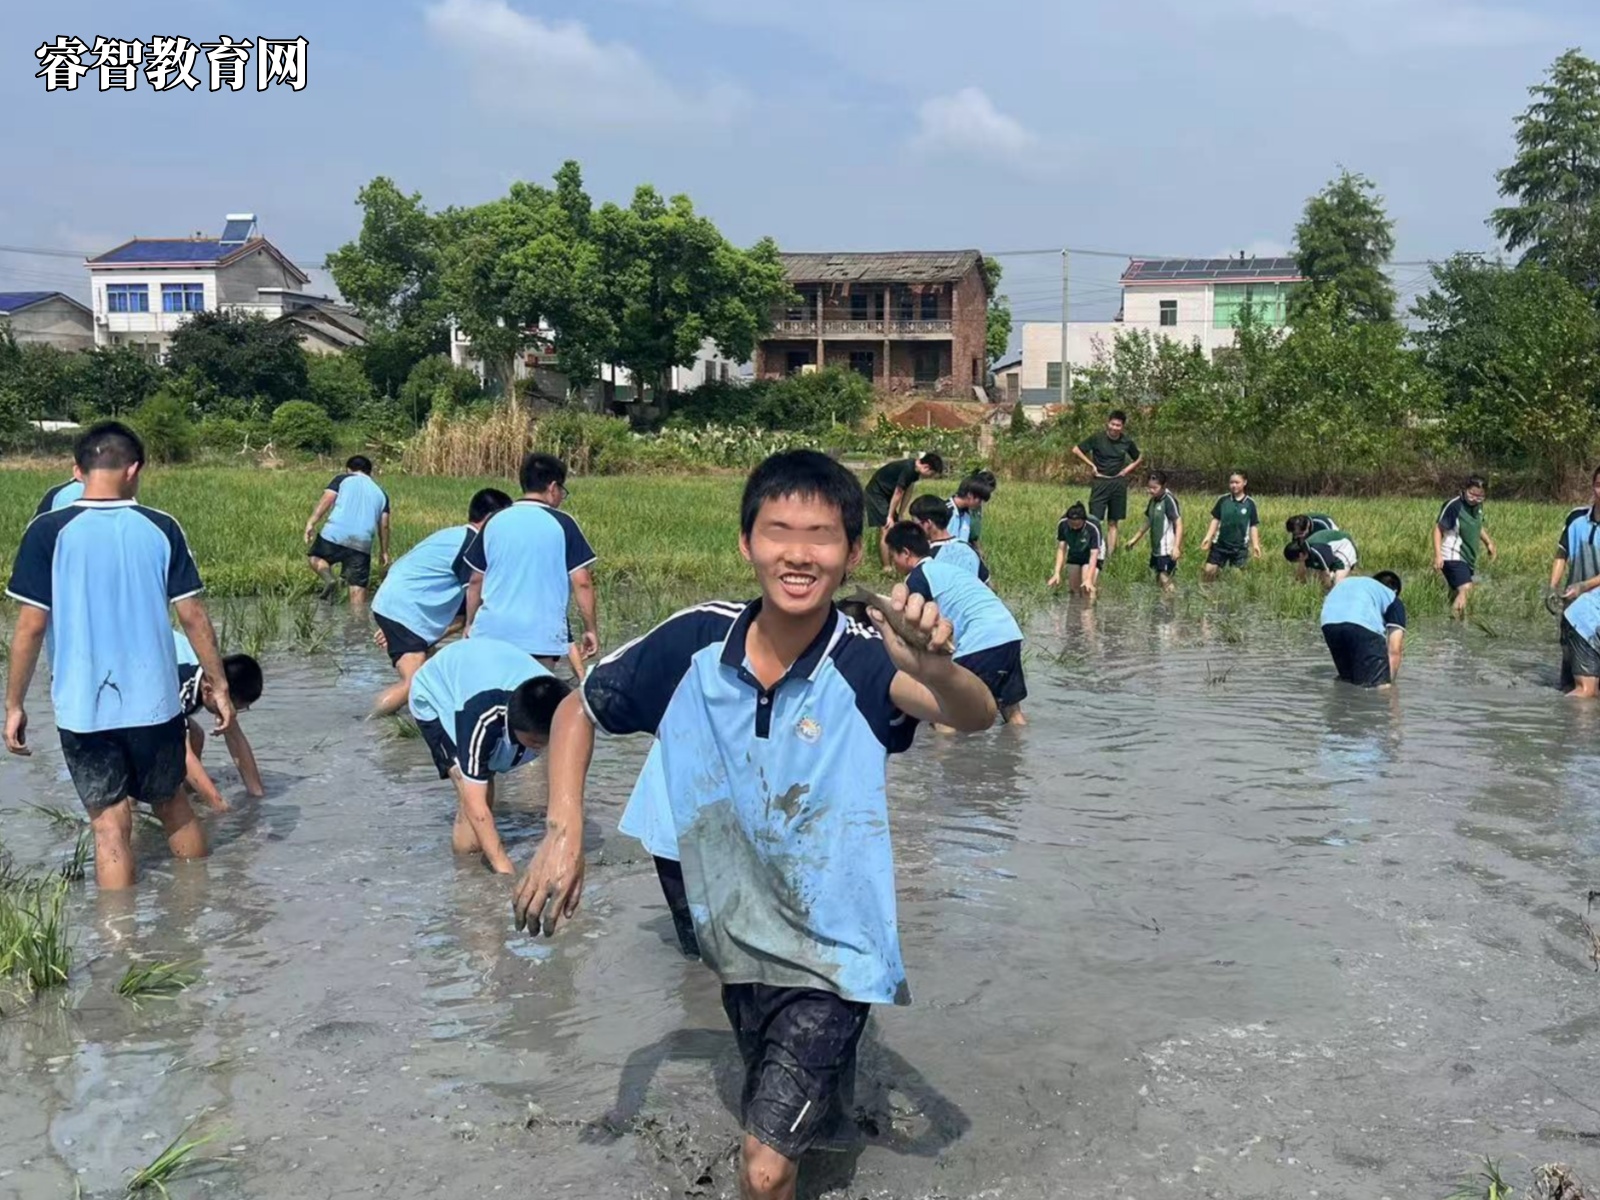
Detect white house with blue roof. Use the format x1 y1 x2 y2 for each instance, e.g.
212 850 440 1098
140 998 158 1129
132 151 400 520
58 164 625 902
85 214 312 357
0 291 93 352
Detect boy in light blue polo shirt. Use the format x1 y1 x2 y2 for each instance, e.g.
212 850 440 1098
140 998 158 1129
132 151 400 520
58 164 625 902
34 474 84 517
370 487 513 715
409 636 570 874
304 455 391 607
887 520 1026 724
1320 571 1407 688
174 629 265 813
464 453 599 666
909 495 991 584
5 421 234 889
511 450 995 1200
944 475 991 544
1560 584 1600 697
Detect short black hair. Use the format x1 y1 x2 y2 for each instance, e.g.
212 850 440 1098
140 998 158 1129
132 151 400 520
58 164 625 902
74 420 145 471
1065 502 1087 521
520 452 568 494
884 520 932 558
347 455 373 474
1283 544 1305 563
740 450 864 544
1373 570 1403 594
507 675 572 739
955 476 994 501
224 655 264 707
917 452 945 475
1230 469 1248 483
973 469 997 489
1285 515 1313 537
468 487 513 524
1108 410 1127 424
1463 475 1486 492
1146 469 1168 486
908 494 951 529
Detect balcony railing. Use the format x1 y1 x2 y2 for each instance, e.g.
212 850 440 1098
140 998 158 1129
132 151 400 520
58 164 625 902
770 317 953 337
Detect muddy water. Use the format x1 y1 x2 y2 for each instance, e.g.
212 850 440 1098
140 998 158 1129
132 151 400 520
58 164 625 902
3 607 1599 1199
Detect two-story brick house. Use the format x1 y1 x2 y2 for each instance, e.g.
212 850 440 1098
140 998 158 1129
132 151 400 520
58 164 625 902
756 251 991 394
86 214 312 358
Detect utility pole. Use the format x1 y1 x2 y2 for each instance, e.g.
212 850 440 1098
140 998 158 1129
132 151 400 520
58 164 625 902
1059 248 1071 409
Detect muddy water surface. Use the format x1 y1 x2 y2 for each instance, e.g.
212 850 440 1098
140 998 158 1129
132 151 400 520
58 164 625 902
2 607 1599 1199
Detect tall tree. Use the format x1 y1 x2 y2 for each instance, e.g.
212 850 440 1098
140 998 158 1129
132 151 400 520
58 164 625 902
589 184 790 399
982 256 1012 365
165 310 308 413
1492 49 1600 294
1291 169 1397 323
325 178 452 394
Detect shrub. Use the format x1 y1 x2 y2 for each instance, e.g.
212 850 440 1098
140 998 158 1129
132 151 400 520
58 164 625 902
398 355 484 425
671 367 872 432
196 416 268 454
305 353 375 422
130 391 196 463
271 400 336 453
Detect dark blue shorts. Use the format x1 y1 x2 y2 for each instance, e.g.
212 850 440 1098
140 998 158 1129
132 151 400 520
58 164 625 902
58 715 188 815
309 535 373 588
1442 561 1474 591
1207 545 1249 569
1150 554 1178 576
1323 622 1390 687
1562 620 1600 681
374 611 430 665
956 640 1027 709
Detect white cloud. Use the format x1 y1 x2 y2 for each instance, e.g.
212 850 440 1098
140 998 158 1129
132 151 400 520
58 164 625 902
911 87 1038 164
423 0 741 129
1225 0 1554 49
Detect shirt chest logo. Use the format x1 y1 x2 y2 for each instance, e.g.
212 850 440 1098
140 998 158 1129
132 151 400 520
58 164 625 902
795 716 823 744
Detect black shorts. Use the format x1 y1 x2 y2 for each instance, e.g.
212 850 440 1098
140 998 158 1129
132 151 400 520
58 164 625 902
1088 477 1128 523
864 495 891 532
1065 553 1099 569
1150 554 1178 576
1207 545 1249 569
374 611 430 664
1323 622 1391 687
956 639 1028 709
1442 561 1475 591
722 984 871 1161
58 715 187 815
309 535 373 588
1563 621 1600 681
416 716 459 780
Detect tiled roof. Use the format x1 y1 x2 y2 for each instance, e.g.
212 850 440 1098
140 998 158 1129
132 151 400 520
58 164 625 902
1122 257 1305 284
780 250 984 285
0 291 66 313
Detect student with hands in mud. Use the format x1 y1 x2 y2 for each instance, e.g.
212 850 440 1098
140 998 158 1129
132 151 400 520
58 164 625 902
514 450 994 1200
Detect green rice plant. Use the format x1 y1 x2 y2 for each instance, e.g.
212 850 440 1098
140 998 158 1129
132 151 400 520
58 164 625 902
0 876 72 993
24 801 86 833
1445 1157 1516 1200
388 715 422 740
116 959 200 1007
59 829 92 883
124 1126 222 1196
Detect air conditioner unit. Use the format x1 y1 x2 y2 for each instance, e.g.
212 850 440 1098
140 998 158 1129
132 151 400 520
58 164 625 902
95 314 108 326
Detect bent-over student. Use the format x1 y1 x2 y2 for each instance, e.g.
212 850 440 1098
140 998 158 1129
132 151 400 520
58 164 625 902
1049 502 1103 598
1320 571 1406 689
175 630 265 812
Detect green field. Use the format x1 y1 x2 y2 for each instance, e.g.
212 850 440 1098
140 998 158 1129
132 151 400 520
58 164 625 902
0 465 1582 639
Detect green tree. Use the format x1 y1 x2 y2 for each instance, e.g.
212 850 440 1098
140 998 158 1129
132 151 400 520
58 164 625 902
398 354 483 425
0 343 93 420
326 177 452 394
1291 169 1397 323
589 182 790 400
1413 254 1600 473
165 310 309 412
982 256 1013 365
270 399 336 452
129 390 196 463
305 352 375 422
1492 49 1600 293
83 345 163 416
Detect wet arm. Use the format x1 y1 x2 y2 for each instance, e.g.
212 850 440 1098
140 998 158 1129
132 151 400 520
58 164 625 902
1481 527 1496 559
1387 629 1405 682
571 566 598 654
223 722 265 797
890 658 998 732
378 511 391 563
514 691 594 934
456 774 512 874
185 739 227 810
1050 542 1066 583
304 491 335 539
174 599 232 731
4 606 48 752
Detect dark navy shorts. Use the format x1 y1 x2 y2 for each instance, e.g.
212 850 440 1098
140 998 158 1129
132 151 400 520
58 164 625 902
1150 554 1178 576
58 714 188 815
309 535 373 588
415 716 459 780
1089 477 1129 523
722 984 870 1161
1442 561 1474 591
374 611 430 664
1563 620 1600 681
1323 622 1391 687
1207 545 1249 569
956 639 1027 709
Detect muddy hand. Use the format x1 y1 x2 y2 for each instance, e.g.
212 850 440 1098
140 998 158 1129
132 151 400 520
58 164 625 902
848 586 951 656
512 828 586 937
5 706 30 756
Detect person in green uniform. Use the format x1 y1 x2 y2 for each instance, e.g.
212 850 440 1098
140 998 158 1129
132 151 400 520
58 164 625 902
1200 472 1262 579
1432 477 1496 619
863 452 944 569
1071 410 1142 556
1288 523 1359 588
1124 471 1182 591
1283 514 1339 582
1049 502 1103 598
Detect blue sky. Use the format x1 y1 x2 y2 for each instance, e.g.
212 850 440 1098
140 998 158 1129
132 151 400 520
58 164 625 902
1 0 1593 324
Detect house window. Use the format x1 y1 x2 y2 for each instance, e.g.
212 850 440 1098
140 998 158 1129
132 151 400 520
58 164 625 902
850 291 869 321
873 292 886 321
913 347 941 386
1159 299 1178 327
719 362 730 383
920 291 940 320
1046 362 1063 390
1213 283 1290 329
897 291 913 321
106 283 149 313
161 283 206 313
848 350 875 381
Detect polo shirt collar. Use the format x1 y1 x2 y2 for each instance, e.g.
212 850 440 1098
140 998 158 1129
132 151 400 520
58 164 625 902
720 600 844 684
74 498 136 507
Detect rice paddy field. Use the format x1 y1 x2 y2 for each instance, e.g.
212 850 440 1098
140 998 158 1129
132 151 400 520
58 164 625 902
0 463 1583 639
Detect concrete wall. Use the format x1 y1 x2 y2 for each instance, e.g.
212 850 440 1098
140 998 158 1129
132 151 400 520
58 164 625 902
216 248 307 305
1120 283 1235 354
3 298 94 352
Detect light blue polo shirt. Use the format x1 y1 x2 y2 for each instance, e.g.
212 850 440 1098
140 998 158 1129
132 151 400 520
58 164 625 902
618 740 676 859
7 500 203 733
320 472 390 551
1565 589 1600 643
946 501 974 543
905 557 1021 657
584 600 918 1005
463 500 596 657
929 538 989 583
1320 576 1407 636
1557 505 1600 588
35 479 83 517
409 636 550 781
372 524 478 643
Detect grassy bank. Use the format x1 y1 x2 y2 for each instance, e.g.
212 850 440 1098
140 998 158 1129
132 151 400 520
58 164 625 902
0 465 1582 634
